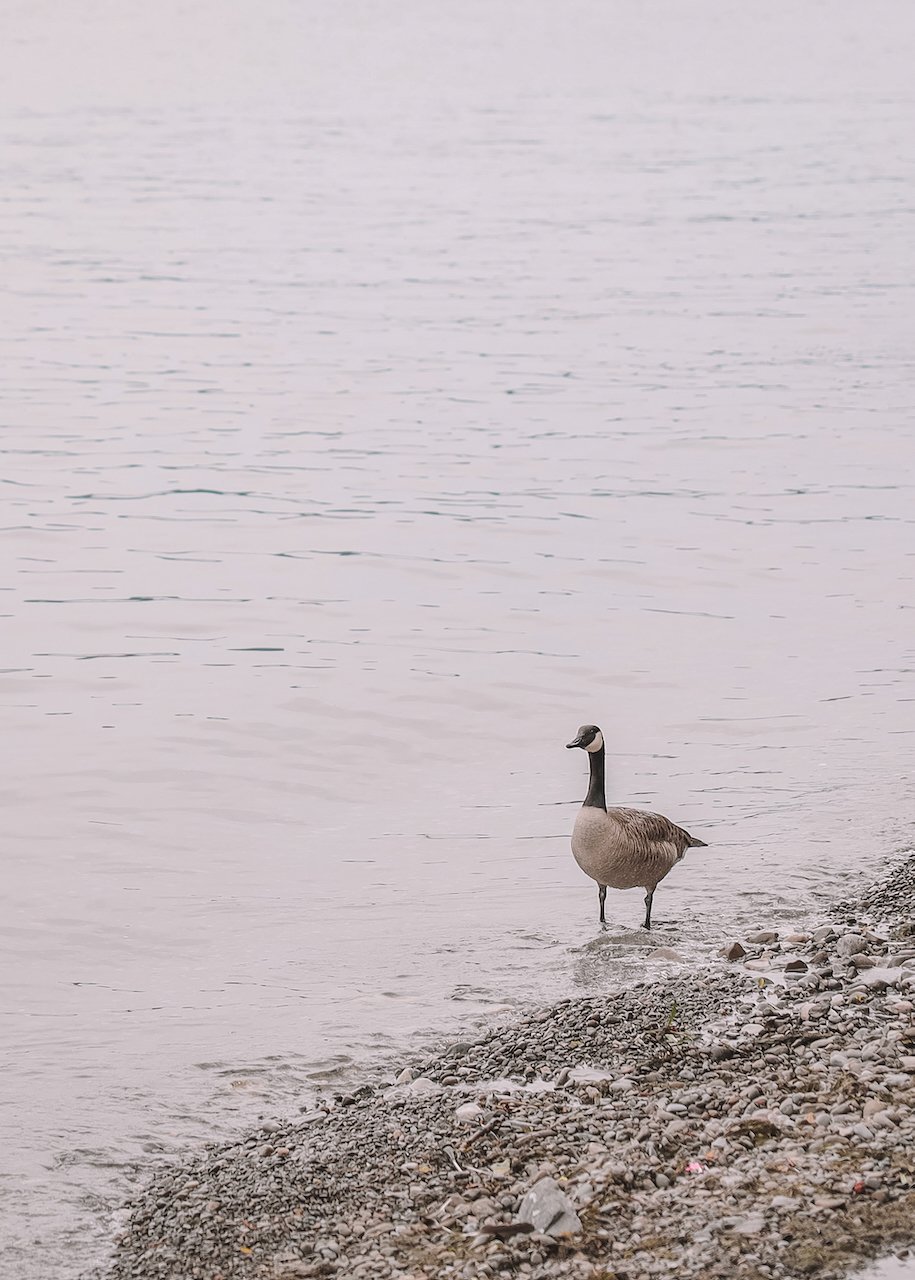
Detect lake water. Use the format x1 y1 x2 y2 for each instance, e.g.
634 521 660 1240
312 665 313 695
2 1 914 1275
857 1259 915 1280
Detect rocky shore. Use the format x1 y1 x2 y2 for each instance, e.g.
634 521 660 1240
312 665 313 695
102 856 915 1280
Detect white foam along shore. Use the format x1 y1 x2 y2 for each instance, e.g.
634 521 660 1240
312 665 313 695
100 855 915 1280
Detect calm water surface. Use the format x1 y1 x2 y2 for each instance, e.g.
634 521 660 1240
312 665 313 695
857 1260 915 1280
2 1 915 1274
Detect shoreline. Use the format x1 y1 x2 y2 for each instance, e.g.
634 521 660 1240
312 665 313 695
101 856 915 1280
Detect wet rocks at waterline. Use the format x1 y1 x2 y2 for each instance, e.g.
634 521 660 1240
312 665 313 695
104 857 915 1280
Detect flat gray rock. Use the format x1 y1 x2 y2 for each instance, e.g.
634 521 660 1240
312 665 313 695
730 1212 767 1236
517 1176 582 1236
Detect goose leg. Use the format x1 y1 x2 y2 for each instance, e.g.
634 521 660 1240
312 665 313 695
598 884 607 927
643 889 654 930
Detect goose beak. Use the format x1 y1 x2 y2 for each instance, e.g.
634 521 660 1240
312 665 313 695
566 735 585 749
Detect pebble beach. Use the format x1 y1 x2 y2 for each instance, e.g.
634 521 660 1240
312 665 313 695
100 855 915 1280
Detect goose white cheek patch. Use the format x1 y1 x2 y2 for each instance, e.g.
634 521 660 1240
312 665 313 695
585 732 604 752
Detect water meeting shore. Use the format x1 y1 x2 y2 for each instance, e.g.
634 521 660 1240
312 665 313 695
100 856 915 1280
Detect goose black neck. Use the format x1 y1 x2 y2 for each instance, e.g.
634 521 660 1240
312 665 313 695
583 746 607 811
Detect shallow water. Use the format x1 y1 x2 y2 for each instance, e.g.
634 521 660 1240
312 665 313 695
2 1 915 1275
855 1259 915 1280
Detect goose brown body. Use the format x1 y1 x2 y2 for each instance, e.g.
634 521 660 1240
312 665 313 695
571 804 696 891
566 724 706 928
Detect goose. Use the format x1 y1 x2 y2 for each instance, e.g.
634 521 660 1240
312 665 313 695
566 724 706 930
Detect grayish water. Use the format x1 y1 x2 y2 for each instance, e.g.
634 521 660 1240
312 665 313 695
2 1 915 1274
856 1260 915 1280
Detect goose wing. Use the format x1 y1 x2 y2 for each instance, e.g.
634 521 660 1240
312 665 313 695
609 807 706 855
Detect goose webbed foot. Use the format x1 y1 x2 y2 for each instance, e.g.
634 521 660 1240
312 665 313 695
643 889 655 930
598 884 607 928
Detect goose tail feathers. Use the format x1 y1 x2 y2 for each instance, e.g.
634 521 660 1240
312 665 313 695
688 835 707 848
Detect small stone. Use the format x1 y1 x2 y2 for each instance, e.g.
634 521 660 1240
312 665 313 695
403 1076 441 1096
395 1067 414 1084
722 941 747 962
455 1102 484 1124
837 934 867 958
785 959 808 974
730 1212 767 1236
747 931 779 945
770 1196 799 1210
649 947 685 962
517 1177 582 1236
814 1196 847 1212
856 970 896 990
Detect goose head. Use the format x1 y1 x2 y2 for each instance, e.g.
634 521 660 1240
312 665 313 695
566 724 604 752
